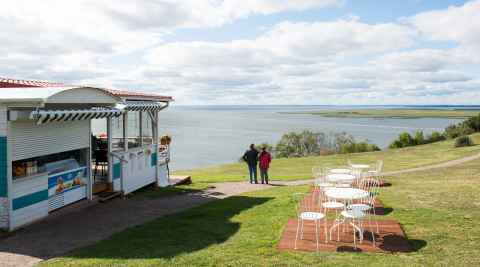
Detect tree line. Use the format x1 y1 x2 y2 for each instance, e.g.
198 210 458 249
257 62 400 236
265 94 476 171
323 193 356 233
259 113 480 158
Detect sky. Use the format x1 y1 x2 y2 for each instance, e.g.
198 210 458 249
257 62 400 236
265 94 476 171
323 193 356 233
1 0 479 105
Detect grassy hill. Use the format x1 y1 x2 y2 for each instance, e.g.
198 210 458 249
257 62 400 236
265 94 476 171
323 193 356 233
174 134 480 183
42 155 480 266
287 109 480 119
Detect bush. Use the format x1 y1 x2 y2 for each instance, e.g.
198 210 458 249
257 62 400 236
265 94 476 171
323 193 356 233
413 131 425 145
426 131 446 143
454 135 474 147
339 141 380 154
445 124 475 139
389 132 416 148
274 130 380 158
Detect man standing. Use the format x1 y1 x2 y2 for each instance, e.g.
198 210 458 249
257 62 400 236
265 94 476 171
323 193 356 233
243 144 259 184
258 146 272 184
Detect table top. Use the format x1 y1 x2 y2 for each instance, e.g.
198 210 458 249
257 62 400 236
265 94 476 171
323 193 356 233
326 173 356 182
351 164 370 169
325 188 369 200
329 168 352 174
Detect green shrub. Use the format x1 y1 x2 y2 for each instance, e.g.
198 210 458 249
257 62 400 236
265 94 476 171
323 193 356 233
414 131 425 145
340 142 380 154
388 140 403 149
454 135 474 147
426 131 446 143
389 132 416 148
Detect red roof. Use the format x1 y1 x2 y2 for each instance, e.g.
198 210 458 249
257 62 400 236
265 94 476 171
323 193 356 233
0 78 65 88
0 77 173 101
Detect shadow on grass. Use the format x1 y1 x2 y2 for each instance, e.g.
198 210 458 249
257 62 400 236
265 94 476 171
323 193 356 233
373 207 394 216
70 195 273 260
133 184 214 199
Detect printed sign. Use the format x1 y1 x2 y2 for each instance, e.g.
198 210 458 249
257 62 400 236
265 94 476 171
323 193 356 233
48 167 87 197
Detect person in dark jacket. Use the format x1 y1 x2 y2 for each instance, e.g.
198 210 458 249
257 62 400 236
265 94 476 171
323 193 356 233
258 146 272 184
243 144 259 184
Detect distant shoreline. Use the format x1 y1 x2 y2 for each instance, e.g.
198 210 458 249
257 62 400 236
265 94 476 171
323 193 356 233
280 108 480 119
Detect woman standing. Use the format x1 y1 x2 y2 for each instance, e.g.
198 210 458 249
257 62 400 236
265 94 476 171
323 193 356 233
258 146 272 184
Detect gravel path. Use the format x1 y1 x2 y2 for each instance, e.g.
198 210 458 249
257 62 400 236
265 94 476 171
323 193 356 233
1 152 479 267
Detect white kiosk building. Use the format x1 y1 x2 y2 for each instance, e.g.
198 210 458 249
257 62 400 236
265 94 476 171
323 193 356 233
0 78 173 230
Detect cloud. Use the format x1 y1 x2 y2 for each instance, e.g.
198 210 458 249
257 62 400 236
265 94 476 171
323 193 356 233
408 0 480 59
0 0 479 105
141 18 415 103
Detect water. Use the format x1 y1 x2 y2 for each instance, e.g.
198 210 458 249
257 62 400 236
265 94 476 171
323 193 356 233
155 105 462 171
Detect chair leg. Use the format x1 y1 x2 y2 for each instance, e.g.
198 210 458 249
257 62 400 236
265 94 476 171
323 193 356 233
295 219 300 250
315 220 319 252
373 206 379 233
300 220 304 239
352 220 357 249
324 218 328 243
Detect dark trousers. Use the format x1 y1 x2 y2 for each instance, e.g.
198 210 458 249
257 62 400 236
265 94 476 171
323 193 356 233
248 163 258 183
260 168 269 184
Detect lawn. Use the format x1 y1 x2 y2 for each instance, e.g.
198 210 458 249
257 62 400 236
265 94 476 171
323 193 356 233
41 158 480 267
173 134 480 183
287 109 480 119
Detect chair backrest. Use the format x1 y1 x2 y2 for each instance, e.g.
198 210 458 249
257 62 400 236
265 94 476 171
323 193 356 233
312 166 323 179
376 160 384 173
292 192 319 215
347 159 353 167
359 178 380 204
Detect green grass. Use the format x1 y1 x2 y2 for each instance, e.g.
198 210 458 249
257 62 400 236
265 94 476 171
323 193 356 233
289 109 480 119
173 134 480 183
41 158 480 266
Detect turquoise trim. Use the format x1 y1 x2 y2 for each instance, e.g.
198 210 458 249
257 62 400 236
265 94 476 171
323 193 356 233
113 163 121 180
12 190 48 210
151 152 157 167
0 137 7 197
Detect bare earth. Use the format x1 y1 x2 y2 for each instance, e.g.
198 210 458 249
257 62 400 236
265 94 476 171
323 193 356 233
1 152 479 267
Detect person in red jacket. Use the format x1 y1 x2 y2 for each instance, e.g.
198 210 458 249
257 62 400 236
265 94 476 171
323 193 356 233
258 146 272 184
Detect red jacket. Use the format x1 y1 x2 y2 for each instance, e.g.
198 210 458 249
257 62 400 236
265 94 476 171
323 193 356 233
258 151 272 169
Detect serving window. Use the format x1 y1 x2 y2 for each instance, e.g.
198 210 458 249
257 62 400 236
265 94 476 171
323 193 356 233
12 149 88 180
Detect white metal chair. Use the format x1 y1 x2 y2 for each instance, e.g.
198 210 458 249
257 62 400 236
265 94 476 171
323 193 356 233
349 178 381 233
336 208 368 248
367 160 383 177
313 167 334 189
312 166 322 179
320 192 345 242
292 192 327 251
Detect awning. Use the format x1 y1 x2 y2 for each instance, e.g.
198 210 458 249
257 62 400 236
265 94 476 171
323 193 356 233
30 108 123 125
123 101 168 112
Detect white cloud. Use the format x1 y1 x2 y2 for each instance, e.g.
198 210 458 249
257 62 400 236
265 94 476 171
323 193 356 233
0 0 479 105
408 0 480 58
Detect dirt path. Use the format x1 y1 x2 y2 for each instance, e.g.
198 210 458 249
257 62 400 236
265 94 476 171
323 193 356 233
1 152 479 267
382 152 480 175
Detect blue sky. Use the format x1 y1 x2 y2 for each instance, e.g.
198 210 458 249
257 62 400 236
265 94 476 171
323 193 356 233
167 0 469 42
1 0 479 105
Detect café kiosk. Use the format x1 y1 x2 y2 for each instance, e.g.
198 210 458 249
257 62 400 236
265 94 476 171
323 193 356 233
0 78 173 230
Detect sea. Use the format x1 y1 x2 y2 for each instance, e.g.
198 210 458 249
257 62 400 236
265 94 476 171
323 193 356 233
92 105 476 171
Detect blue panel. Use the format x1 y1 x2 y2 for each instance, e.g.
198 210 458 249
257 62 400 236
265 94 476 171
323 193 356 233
113 163 121 180
0 137 7 197
151 152 157 167
12 190 48 210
